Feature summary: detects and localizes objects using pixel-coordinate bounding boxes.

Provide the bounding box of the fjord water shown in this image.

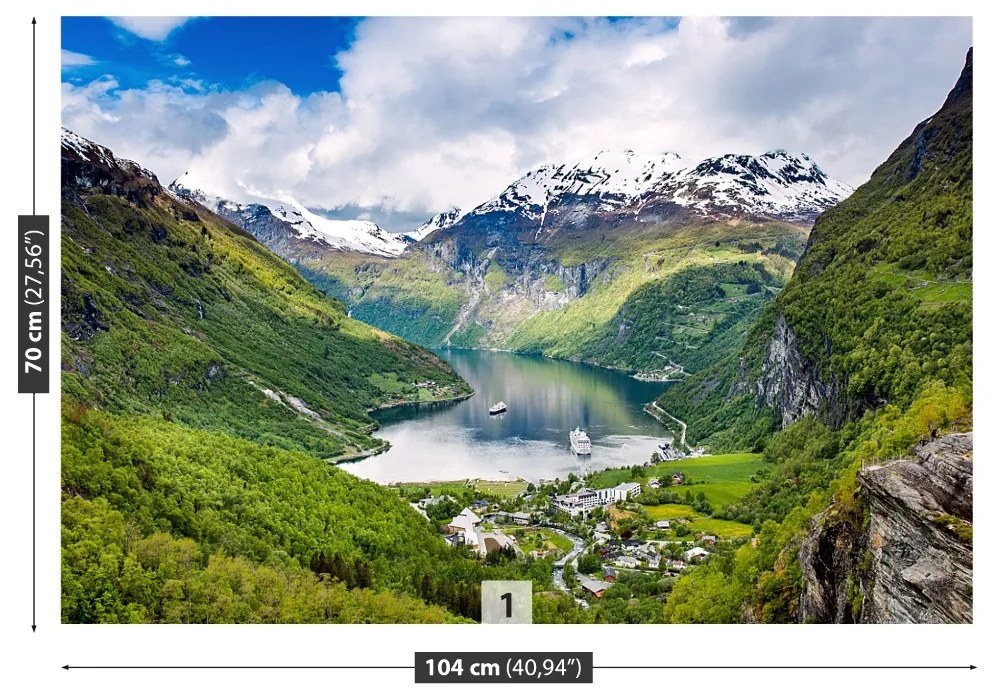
[345,348,673,483]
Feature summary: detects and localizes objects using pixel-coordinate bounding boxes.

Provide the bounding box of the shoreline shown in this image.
[368,388,476,413]
[438,343,678,382]
[337,388,475,466]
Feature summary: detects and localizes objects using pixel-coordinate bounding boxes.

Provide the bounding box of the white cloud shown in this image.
[61,49,95,68]
[62,17,972,221]
[109,17,191,41]
[172,54,192,67]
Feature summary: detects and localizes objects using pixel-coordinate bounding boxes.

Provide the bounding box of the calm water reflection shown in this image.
[343,348,673,483]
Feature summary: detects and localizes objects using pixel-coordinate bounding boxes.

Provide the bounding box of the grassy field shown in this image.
[592,453,764,539]
[873,263,972,308]
[642,504,695,519]
[643,504,754,538]
[589,453,764,507]
[509,527,574,556]
[389,478,529,501]
[471,479,530,498]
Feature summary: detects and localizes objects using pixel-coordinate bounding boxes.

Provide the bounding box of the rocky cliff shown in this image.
[753,315,859,428]
[800,432,973,624]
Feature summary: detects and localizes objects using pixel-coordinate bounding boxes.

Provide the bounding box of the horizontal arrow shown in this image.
[64,665,414,670]
[596,665,976,670]
[64,664,975,671]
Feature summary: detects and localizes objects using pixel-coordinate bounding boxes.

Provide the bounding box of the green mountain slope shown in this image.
[660,48,972,450]
[62,131,471,460]
[60,131,480,623]
[309,218,806,377]
[659,49,973,623]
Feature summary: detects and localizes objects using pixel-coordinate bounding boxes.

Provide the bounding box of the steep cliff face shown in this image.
[753,315,858,428]
[800,432,973,624]
[422,236,608,310]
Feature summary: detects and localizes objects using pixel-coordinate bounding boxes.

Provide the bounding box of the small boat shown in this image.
[489,401,508,415]
[570,427,592,455]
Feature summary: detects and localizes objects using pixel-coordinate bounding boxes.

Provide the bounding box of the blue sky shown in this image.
[62,17,359,95]
[61,16,972,230]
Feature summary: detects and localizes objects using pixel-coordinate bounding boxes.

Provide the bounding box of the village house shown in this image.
[701,534,718,547]
[684,546,710,561]
[479,531,515,557]
[447,507,482,548]
[418,494,454,509]
[655,520,671,530]
[614,555,640,569]
[510,511,531,525]
[577,574,613,598]
[447,507,517,557]
[603,566,617,582]
[671,472,685,485]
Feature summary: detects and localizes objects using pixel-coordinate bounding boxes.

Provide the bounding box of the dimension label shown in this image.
[18,215,49,393]
[415,652,592,683]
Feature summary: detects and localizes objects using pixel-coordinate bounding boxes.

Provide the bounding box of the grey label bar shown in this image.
[415,652,592,683]
[18,215,49,393]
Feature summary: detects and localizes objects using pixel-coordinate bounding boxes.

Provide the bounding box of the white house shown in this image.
[614,555,640,568]
[684,546,710,561]
[448,507,482,548]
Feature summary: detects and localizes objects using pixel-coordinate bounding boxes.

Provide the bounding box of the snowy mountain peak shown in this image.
[168,175,414,258]
[403,208,464,241]
[477,148,685,219]
[654,149,853,222]
[61,128,158,184]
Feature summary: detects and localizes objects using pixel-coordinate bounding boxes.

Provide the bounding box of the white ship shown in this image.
[489,401,508,415]
[570,427,592,455]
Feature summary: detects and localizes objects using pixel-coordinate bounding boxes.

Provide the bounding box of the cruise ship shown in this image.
[569,427,592,455]
[489,401,508,415]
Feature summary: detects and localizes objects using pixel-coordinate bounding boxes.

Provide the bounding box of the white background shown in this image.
[0,2,984,699]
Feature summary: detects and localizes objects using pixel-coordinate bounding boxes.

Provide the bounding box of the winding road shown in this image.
[548,528,590,606]
[647,401,690,451]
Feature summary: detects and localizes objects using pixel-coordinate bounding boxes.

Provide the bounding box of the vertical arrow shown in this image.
[32,17,36,215]
[31,16,38,633]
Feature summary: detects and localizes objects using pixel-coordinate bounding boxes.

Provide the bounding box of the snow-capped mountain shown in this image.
[169,175,418,258]
[401,208,464,241]
[641,150,854,222]
[167,144,849,260]
[476,149,684,219]
[61,128,162,199]
[467,147,850,229]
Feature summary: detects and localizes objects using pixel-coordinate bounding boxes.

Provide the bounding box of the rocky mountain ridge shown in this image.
[799,432,973,624]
